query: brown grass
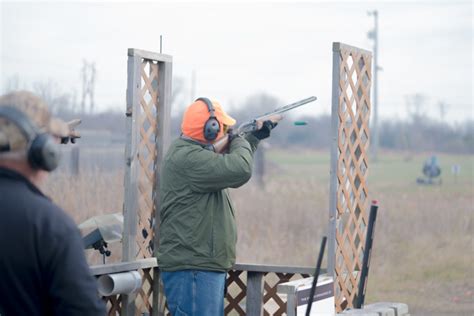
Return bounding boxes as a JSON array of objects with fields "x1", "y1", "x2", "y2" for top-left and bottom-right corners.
[{"x1": 43, "y1": 170, "x2": 124, "y2": 264}]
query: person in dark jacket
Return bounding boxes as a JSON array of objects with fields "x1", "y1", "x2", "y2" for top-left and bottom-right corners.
[
  {"x1": 157, "y1": 97, "x2": 276, "y2": 316},
  {"x1": 0, "y1": 91, "x2": 105, "y2": 316}
]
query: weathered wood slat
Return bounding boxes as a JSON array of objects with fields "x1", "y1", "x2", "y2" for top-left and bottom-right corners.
[
  {"x1": 233, "y1": 263, "x2": 317, "y2": 275},
  {"x1": 153, "y1": 55, "x2": 173, "y2": 316},
  {"x1": 333, "y1": 42, "x2": 372, "y2": 56},
  {"x1": 128, "y1": 48, "x2": 173, "y2": 63},
  {"x1": 328, "y1": 41, "x2": 342, "y2": 279},
  {"x1": 246, "y1": 272, "x2": 264, "y2": 316},
  {"x1": 122, "y1": 53, "x2": 142, "y2": 316},
  {"x1": 123, "y1": 54, "x2": 141, "y2": 262},
  {"x1": 91, "y1": 258, "x2": 158, "y2": 276}
]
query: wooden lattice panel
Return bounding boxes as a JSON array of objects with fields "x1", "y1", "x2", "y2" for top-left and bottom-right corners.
[
  {"x1": 136, "y1": 59, "x2": 159, "y2": 260},
  {"x1": 225, "y1": 270, "x2": 247, "y2": 315},
  {"x1": 262, "y1": 272, "x2": 310, "y2": 316},
  {"x1": 224, "y1": 270, "x2": 310, "y2": 315},
  {"x1": 135, "y1": 268, "x2": 154, "y2": 313},
  {"x1": 122, "y1": 48, "x2": 173, "y2": 316},
  {"x1": 104, "y1": 295, "x2": 122, "y2": 316},
  {"x1": 329, "y1": 42, "x2": 372, "y2": 311}
]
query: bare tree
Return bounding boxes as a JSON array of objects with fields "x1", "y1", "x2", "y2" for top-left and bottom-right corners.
[
  {"x1": 32, "y1": 80, "x2": 74, "y2": 116},
  {"x1": 405, "y1": 93, "x2": 427, "y2": 121}
]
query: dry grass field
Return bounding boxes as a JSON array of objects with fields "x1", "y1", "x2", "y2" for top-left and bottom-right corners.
[{"x1": 43, "y1": 149, "x2": 473, "y2": 315}]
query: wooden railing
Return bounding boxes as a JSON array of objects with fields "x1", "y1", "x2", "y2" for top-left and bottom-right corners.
[
  {"x1": 227, "y1": 264, "x2": 320, "y2": 316},
  {"x1": 91, "y1": 261, "x2": 322, "y2": 316}
]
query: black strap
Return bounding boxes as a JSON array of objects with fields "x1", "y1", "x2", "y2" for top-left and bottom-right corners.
[{"x1": 195, "y1": 97, "x2": 215, "y2": 117}]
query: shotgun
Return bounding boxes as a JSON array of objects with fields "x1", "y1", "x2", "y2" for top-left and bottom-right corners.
[{"x1": 212, "y1": 96, "x2": 317, "y2": 153}]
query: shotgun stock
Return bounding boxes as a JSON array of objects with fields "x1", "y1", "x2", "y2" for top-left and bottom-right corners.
[{"x1": 213, "y1": 96, "x2": 317, "y2": 153}]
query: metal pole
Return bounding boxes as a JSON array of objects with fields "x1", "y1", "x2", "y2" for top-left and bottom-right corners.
[
  {"x1": 368, "y1": 10, "x2": 379, "y2": 161},
  {"x1": 160, "y1": 35, "x2": 163, "y2": 54}
]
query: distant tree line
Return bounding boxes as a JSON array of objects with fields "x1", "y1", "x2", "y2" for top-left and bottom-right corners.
[
  {"x1": 3, "y1": 78, "x2": 472, "y2": 154},
  {"x1": 31, "y1": 93, "x2": 474, "y2": 155},
  {"x1": 167, "y1": 93, "x2": 473, "y2": 154}
]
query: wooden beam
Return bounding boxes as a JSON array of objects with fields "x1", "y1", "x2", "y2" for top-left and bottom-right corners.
[
  {"x1": 328, "y1": 43, "x2": 341, "y2": 278},
  {"x1": 153, "y1": 58, "x2": 173, "y2": 316},
  {"x1": 246, "y1": 271, "x2": 264, "y2": 316},
  {"x1": 90, "y1": 258, "x2": 158, "y2": 276},
  {"x1": 233, "y1": 263, "x2": 316, "y2": 275},
  {"x1": 128, "y1": 48, "x2": 173, "y2": 63},
  {"x1": 333, "y1": 42, "x2": 372, "y2": 56},
  {"x1": 123, "y1": 54, "x2": 141, "y2": 262},
  {"x1": 122, "y1": 53, "x2": 142, "y2": 316}
]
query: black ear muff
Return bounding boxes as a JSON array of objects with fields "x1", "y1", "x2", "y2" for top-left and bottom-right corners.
[
  {"x1": 196, "y1": 97, "x2": 220, "y2": 141},
  {"x1": 0, "y1": 106, "x2": 61, "y2": 171},
  {"x1": 28, "y1": 134, "x2": 61, "y2": 171},
  {"x1": 204, "y1": 117, "x2": 220, "y2": 141}
]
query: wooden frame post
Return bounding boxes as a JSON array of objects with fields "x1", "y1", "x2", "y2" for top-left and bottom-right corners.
[
  {"x1": 328, "y1": 42, "x2": 342, "y2": 280},
  {"x1": 153, "y1": 51, "x2": 172, "y2": 316}
]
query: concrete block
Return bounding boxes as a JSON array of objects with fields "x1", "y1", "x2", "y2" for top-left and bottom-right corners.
[
  {"x1": 365, "y1": 302, "x2": 409, "y2": 316},
  {"x1": 364, "y1": 306, "x2": 395, "y2": 316},
  {"x1": 338, "y1": 309, "x2": 378, "y2": 316}
]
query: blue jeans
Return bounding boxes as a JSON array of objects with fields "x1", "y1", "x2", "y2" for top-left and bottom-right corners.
[{"x1": 161, "y1": 270, "x2": 226, "y2": 316}]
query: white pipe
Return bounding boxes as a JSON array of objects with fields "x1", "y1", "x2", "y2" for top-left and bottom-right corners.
[{"x1": 97, "y1": 271, "x2": 142, "y2": 296}]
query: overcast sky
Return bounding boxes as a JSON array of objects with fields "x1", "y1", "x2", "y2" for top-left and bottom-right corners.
[{"x1": 0, "y1": 0, "x2": 472, "y2": 123}]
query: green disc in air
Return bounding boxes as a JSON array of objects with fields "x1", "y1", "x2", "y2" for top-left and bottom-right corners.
[{"x1": 294, "y1": 121, "x2": 308, "y2": 126}]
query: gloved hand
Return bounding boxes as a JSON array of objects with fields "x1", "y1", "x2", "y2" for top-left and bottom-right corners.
[{"x1": 251, "y1": 120, "x2": 278, "y2": 140}]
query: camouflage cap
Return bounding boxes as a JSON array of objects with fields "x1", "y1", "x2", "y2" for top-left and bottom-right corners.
[{"x1": 0, "y1": 91, "x2": 71, "y2": 152}]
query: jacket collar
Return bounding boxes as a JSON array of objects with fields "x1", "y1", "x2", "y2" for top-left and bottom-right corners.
[
  {"x1": 0, "y1": 167, "x2": 46, "y2": 198},
  {"x1": 179, "y1": 135, "x2": 215, "y2": 152}
]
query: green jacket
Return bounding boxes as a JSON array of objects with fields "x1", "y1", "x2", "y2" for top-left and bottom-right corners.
[{"x1": 157, "y1": 135, "x2": 259, "y2": 272}]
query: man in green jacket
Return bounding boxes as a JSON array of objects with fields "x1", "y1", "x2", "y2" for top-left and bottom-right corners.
[{"x1": 158, "y1": 97, "x2": 276, "y2": 316}]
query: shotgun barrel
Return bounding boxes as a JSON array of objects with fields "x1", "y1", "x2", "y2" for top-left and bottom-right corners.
[
  {"x1": 355, "y1": 201, "x2": 379, "y2": 308},
  {"x1": 212, "y1": 96, "x2": 317, "y2": 153},
  {"x1": 305, "y1": 235, "x2": 327, "y2": 316}
]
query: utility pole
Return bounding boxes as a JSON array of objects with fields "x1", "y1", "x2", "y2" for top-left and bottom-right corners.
[
  {"x1": 438, "y1": 101, "x2": 447, "y2": 122},
  {"x1": 81, "y1": 60, "x2": 96, "y2": 114},
  {"x1": 368, "y1": 10, "x2": 379, "y2": 161}
]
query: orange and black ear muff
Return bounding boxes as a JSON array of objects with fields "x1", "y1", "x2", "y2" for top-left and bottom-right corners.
[{"x1": 196, "y1": 97, "x2": 220, "y2": 141}]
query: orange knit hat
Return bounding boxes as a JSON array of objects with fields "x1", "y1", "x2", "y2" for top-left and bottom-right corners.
[{"x1": 181, "y1": 99, "x2": 236, "y2": 143}]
